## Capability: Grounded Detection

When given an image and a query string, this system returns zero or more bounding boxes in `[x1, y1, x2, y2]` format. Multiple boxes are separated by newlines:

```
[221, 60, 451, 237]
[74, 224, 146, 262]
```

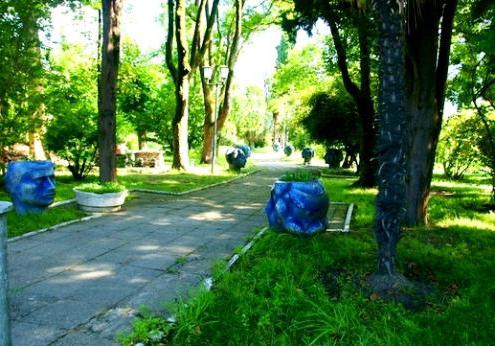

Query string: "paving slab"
[8, 159, 289, 344]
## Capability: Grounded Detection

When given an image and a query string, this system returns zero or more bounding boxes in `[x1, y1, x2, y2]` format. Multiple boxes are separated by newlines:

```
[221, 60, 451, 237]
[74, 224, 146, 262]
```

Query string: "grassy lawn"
[120, 172, 495, 345]
[6, 205, 87, 238]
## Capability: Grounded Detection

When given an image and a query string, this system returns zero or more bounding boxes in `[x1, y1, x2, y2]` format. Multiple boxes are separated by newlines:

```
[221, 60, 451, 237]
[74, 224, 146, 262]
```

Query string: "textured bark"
[166, 0, 220, 169]
[404, 0, 458, 225]
[171, 0, 191, 170]
[98, 0, 122, 183]
[373, 0, 407, 277]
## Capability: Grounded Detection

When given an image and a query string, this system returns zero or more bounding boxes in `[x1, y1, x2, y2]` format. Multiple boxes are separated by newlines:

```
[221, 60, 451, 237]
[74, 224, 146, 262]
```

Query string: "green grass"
[75, 182, 126, 194]
[120, 170, 495, 345]
[6, 205, 87, 238]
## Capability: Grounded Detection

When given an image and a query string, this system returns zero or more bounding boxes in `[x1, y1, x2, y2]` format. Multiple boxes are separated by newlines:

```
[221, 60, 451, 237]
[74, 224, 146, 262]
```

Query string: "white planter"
[74, 189, 128, 213]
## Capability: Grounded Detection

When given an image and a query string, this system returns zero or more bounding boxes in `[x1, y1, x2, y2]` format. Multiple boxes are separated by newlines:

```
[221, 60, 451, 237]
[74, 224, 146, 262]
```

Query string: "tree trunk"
[137, 130, 146, 150]
[371, 0, 407, 284]
[172, 77, 190, 169]
[98, 0, 123, 183]
[200, 0, 243, 163]
[327, 15, 376, 188]
[403, 0, 457, 225]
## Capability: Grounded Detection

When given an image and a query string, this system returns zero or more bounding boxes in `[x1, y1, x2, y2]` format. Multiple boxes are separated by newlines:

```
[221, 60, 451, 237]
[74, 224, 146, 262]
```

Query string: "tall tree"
[286, 0, 378, 187]
[369, 0, 409, 290]
[449, 0, 495, 201]
[403, 0, 458, 225]
[199, 0, 275, 163]
[98, 0, 123, 182]
[165, 0, 220, 170]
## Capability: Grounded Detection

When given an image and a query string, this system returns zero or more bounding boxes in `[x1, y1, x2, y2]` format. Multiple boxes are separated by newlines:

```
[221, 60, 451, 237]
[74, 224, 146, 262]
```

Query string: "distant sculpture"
[302, 147, 315, 165]
[272, 142, 281, 152]
[284, 144, 294, 157]
[324, 149, 343, 169]
[235, 144, 252, 158]
[5, 161, 56, 214]
[225, 148, 247, 171]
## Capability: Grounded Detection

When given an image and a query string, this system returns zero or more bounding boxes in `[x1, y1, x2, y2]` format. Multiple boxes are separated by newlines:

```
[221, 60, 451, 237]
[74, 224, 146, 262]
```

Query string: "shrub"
[75, 182, 126, 194]
[436, 112, 481, 180]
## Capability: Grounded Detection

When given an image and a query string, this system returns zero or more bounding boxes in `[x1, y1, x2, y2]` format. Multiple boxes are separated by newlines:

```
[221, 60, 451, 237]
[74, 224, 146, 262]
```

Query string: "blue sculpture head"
[225, 148, 247, 171]
[265, 179, 329, 236]
[235, 144, 251, 158]
[5, 161, 56, 214]
[273, 142, 281, 152]
[284, 144, 294, 157]
[302, 148, 315, 164]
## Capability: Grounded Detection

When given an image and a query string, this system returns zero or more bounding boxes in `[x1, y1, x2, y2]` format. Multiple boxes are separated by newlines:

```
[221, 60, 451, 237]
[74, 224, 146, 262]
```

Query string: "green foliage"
[0, 0, 48, 166]
[302, 88, 360, 156]
[280, 169, 321, 182]
[269, 42, 332, 147]
[118, 41, 175, 148]
[75, 182, 126, 194]
[228, 86, 271, 147]
[436, 112, 481, 180]
[44, 44, 98, 180]
[123, 173, 495, 344]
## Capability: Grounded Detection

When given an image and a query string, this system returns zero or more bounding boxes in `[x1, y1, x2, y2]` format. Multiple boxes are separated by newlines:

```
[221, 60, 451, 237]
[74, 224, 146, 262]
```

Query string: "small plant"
[75, 182, 126, 194]
[280, 169, 321, 182]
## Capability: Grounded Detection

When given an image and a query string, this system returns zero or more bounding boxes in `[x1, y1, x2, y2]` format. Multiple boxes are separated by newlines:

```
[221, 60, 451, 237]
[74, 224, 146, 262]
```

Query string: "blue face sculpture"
[5, 161, 56, 214]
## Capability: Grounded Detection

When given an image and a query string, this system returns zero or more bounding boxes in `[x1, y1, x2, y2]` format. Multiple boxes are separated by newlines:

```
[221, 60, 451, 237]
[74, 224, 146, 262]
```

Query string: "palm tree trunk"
[370, 0, 408, 288]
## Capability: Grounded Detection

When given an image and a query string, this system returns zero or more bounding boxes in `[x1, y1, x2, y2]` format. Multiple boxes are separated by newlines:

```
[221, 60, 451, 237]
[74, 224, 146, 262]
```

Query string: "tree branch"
[165, 0, 177, 83]
[327, 20, 361, 100]
[435, 0, 458, 114]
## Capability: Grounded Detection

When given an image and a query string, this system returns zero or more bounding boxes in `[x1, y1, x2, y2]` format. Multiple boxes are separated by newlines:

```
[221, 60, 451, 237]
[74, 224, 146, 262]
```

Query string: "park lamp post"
[203, 65, 229, 174]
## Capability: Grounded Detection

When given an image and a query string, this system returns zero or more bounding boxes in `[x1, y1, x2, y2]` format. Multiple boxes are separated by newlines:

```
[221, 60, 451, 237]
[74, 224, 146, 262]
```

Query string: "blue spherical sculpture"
[235, 144, 251, 158]
[284, 144, 294, 157]
[225, 148, 247, 171]
[5, 161, 56, 214]
[302, 147, 315, 164]
[273, 142, 281, 152]
[265, 179, 329, 236]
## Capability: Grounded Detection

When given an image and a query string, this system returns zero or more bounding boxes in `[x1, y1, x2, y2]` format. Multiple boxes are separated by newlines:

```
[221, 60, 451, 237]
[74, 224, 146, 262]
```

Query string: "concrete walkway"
[8, 161, 286, 345]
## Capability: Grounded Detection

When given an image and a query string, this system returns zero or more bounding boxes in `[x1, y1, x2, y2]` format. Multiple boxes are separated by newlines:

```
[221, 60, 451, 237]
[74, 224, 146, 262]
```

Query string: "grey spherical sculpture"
[265, 179, 329, 236]
[273, 142, 281, 152]
[235, 144, 251, 158]
[5, 161, 56, 214]
[284, 144, 294, 157]
[225, 148, 247, 171]
[302, 147, 315, 164]
[324, 149, 343, 169]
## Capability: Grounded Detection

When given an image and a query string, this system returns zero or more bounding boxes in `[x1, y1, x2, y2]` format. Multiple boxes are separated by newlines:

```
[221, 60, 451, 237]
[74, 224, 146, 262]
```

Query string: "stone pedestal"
[0, 202, 12, 345]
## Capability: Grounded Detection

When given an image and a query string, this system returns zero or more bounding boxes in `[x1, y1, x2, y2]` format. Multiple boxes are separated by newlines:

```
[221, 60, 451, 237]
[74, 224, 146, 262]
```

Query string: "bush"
[75, 182, 126, 194]
[44, 53, 98, 181]
[436, 112, 481, 180]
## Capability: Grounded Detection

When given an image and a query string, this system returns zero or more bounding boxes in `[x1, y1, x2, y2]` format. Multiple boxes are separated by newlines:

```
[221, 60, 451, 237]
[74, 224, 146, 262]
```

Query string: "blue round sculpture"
[324, 149, 343, 169]
[5, 161, 56, 214]
[284, 144, 294, 157]
[225, 148, 247, 171]
[265, 179, 329, 236]
[302, 147, 315, 164]
[234, 144, 251, 158]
